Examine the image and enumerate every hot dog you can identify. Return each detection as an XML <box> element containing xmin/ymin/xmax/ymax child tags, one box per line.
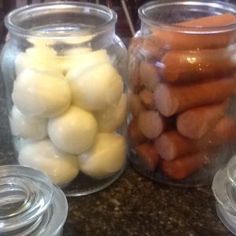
<box><xmin>161</xmin><ymin>152</ymin><xmax>211</xmax><ymax>180</ymax></box>
<box><xmin>129</xmin><ymin>36</ymin><xmax>161</xmax><ymax>59</ymax></box>
<box><xmin>154</xmin><ymin>77</ymin><xmax>236</xmax><ymax>117</ymax></box>
<box><xmin>206</xmin><ymin>116</ymin><xmax>236</xmax><ymax>145</ymax></box>
<box><xmin>177</xmin><ymin>100</ymin><xmax>228</xmax><ymax>139</ymax></box>
<box><xmin>139</xmin><ymin>89</ymin><xmax>155</xmax><ymax>109</ymax></box>
<box><xmin>156</xmin><ymin>116</ymin><xmax>236</xmax><ymax>160</ymax></box>
<box><xmin>128</xmin><ymin>118</ymin><xmax>147</xmax><ymax>146</ymax></box>
<box><xmin>138</xmin><ymin>110</ymin><xmax>164</xmax><ymax>139</ymax></box>
<box><xmin>129</xmin><ymin>93</ymin><xmax>145</xmax><ymax>117</ymax></box>
<box><xmin>135</xmin><ymin>142</ymin><xmax>160</xmax><ymax>171</ymax></box>
<box><xmin>161</xmin><ymin>48</ymin><xmax>236</xmax><ymax>83</ymax></box>
<box><xmin>139</xmin><ymin>61</ymin><xmax>160</xmax><ymax>90</ymax></box>
<box><xmin>153</xmin><ymin>13</ymin><xmax>236</xmax><ymax>50</ymax></box>
<box><xmin>155</xmin><ymin>131</ymin><xmax>197</xmax><ymax>161</ymax></box>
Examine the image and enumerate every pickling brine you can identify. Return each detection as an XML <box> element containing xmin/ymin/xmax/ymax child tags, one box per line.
<box><xmin>128</xmin><ymin>1</ymin><xmax>236</xmax><ymax>186</ymax></box>
<box><xmin>1</xmin><ymin>2</ymin><xmax>128</xmax><ymax>196</ymax></box>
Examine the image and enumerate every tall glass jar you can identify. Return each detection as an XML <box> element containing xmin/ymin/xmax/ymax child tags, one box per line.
<box><xmin>128</xmin><ymin>1</ymin><xmax>236</xmax><ymax>187</ymax></box>
<box><xmin>1</xmin><ymin>2</ymin><xmax>127</xmax><ymax>196</ymax></box>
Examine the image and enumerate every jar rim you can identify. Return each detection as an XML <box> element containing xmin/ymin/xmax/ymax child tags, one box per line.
<box><xmin>5</xmin><ymin>1</ymin><xmax>117</xmax><ymax>39</ymax></box>
<box><xmin>138</xmin><ymin>0</ymin><xmax>236</xmax><ymax>34</ymax></box>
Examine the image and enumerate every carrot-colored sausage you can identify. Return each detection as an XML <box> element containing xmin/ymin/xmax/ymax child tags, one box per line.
<box><xmin>135</xmin><ymin>142</ymin><xmax>160</xmax><ymax>171</ymax></box>
<box><xmin>155</xmin><ymin>131</ymin><xmax>197</xmax><ymax>161</ymax></box>
<box><xmin>154</xmin><ymin>77</ymin><xmax>236</xmax><ymax>117</ymax></box>
<box><xmin>139</xmin><ymin>89</ymin><xmax>155</xmax><ymax>109</ymax></box>
<box><xmin>128</xmin><ymin>118</ymin><xmax>147</xmax><ymax>146</ymax></box>
<box><xmin>139</xmin><ymin>61</ymin><xmax>160</xmax><ymax>90</ymax></box>
<box><xmin>138</xmin><ymin>110</ymin><xmax>164</xmax><ymax>139</ymax></box>
<box><xmin>129</xmin><ymin>93</ymin><xmax>145</xmax><ymax>117</ymax></box>
<box><xmin>153</xmin><ymin>13</ymin><xmax>236</xmax><ymax>50</ymax></box>
<box><xmin>177</xmin><ymin>100</ymin><xmax>228</xmax><ymax>139</ymax></box>
<box><xmin>178</xmin><ymin>13</ymin><xmax>236</xmax><ymax>27</ymax></box>
<box><xmin>161</xmin><ymin>48</ymin><xmax>236</xmax><ymax>83</ymax></box>
<box><xmin>161</xmin><ymin>152</ymin><xmax>210</xmax><ymax>180</ymax></box>
<box><xmin>129</xmin><ymin>36</ymin><xmax>161</xmax><ymax>59</ymax></box>
<box><xmin>156</xmin><ymin>116</ymin><xmax>236</xmax><ymax>160</ymax></box>
<box><xmin>206</xmin><ymin>116</ymin><xmax>236</xmax><ymax>145</ymax></box>
<box><xmin>141</xmin><ymin>36</ymin><xmax>162</xmax><ymax>59</ymax></box>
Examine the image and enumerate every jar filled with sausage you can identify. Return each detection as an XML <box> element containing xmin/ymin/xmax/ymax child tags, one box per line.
<box><xmin>128</xmin><ymin>1</ymin><xmax>236</xmax><ymax>186</ymax></box>
<box><xmin>1</xmin><ymin>2</ymin><xmax>127</xmax><ymax>196</ymax></box>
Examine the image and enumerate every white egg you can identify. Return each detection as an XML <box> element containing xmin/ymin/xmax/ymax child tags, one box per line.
<box><xmin>66</xmin><ymin>49</ymin><xmax>110</xmax><ymax>78</ymax></box>
<box><xmin>96</xmin><ymin>93</ymin><xmax>127</xmax><ymax>132</ymax></box>
<box><xmin>12</xmin><ymin>69</ymin><xmax>71</xmax><ymax>118</ymax></box>
<box><xmin>57</xmin><ymin>47</ymin><xmax>92</xmax><ymax>74</ymax></box>
<box><xmin>48</xmin><ymin>106</ymin><xmax>98</xmax><ymax>155</ymax></box>
<box><xmin>10</xmin><ymin>106</ymin><xmax>47</xmax><ymax>140</ymax></box>
<box><xmin>78</xmin><ymin>133</ymin><xmax>126</xmax><ymax>178</ymax></box>
<box><xmin>15</xmin><ymin>46</ymin><xmax>61</xmax><ymax>76</ymax></box>
<box><xmin>69</xmin><ymin>63</ymin><xmax>123</xmax><ymax>111</ymax></box>
<box><xmin>18</xmin><ymin>139</ymin><xmax>79</xmax><ymax>186</ymax></box>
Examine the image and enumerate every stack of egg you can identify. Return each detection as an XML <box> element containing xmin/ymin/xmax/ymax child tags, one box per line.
<box><xmin>128</xmin><ymin>13</ymin><xmax>236</xmax><ymax>181</ymax></box>
<box><xmin>10</xmin><ymin>37</ymin><xmax>127</xmax><ymax>186</ymax></box>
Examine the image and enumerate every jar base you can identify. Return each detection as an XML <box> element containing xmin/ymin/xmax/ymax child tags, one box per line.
<box><xmin>63</xmin><ymin>164</ymin><xmax>126</xmax><ymax>197</ymax></box>
<box><xmin>129</xmin><ymin>151</ymin><xmax>228</xmax><ymax>188</ymax></box>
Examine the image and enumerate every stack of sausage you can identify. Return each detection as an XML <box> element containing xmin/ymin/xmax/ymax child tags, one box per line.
<box><xmin>128</xmin><ymin>13</ymin><xmax>236</xmax><ymax>181</ymax></box>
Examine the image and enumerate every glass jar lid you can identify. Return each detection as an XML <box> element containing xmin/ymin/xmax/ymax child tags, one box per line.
<box><xmin>0</xmin><ymin>165</ymin><xmax>68</xmax><ymax>235</ymax></box>
<box><xmin>212</xmin><ymin>155</ymin><xmax>236</xmax><ymax>234</ymax></box>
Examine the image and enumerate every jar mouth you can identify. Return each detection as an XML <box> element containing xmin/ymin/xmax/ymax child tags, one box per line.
<box><xmin>0</xmin><ymin>165</ymin><xmax>68</xmax><ymax>235</ymax></box>
<box><xmin>139</xmin><ymin>1</ymin><xmax>236</xmax><ymax>34</ymax></box>
<box><xmin>5</xmin><ymin>1</ymin><xmax>117</xmax><ymax>39</ymax></box>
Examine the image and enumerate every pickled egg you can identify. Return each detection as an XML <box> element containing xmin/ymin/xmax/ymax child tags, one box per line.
<box><xmin>69</xmin><ymin>63</ymin><xmax>123</xmax><ymax>111</ymax></box>
<box><xmin>78</xmin><ymin>133</ymin><xmax>126</xmax><ymax>178</ymax></box>
<box><xmin>48</xmin><ymin>106</ymin><xmax>98</xmax><ymax>155</ymax></box>
<box><xmin>15</xmin><ymin>45</ymin><xmax>61</xmax><ymax>76</ymax></box>
<box><xmin>96</xmin><ymin>93</ymin><xmax>127</xmax><ymax>132</ymax></box>
<box><xmin>12</xmin><ymin>69</ymin><xmax>71</xmax><ymax>118</ymax></box>
<box><xmin>10</xmin><ymin>106</ymin><xmax>47</xmax><ymax>140</ymax></box>
<box><xmin>18</xmin><ymin>139</ymin><xmax>79</xmax><ymax>186</ymax></box>
<box><xmin>66</xmin><ymin>49</ymin><xmax>110</xmax><ymax>78</ymax></box>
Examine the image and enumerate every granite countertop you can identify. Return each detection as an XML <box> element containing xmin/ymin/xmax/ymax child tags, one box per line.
<box><xmin>0</xmin><ymin>82</ymin><xmax>233</xmax><ymax>236</ymax></box>
<box><xmin>64</xmin><ymin>168</ymin><xmax>232</xmax><ymax>236</ymax></box>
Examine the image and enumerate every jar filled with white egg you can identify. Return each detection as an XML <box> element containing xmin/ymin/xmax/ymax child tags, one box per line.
<box><xmin>1</xmin><ymin>2</ymin><xmax>127</xmax><ymax>196</ymax></box>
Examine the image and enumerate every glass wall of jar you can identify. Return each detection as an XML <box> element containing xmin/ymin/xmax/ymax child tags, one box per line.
<box><xmin>1</xmin><ymin>2</ymin><xmax>128</xmax><ymax>196</ymax></box>
<box><xmin>128</xmin><ymin>1</ymin><xmax>236</xmax><ymax>187</ymax></box>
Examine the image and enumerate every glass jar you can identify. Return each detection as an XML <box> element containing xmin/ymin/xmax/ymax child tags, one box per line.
<box><xmin>128</xmin><ymin>1</ymin><xmax>236</xmax><ymax>187</ymax></box>
<box><xmin>0</xmin><ymin>165</ymin><xmax>68</xmax><ymax>235</ymax></box>
<box><xmin>212</xmin><ymin>155</ymin><xmax>236</xmax><ymax>235</ymax></box>
<box><xmin>1</xmin><ymin>2</ymin><xmax>128</xmax><ymax>196</ymax></box>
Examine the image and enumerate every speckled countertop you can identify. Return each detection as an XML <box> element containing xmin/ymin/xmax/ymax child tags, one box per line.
<box><xmin>0</xmin><ymin>80</ymin><xmax>233</xmax><ymax>236</ymax></box>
